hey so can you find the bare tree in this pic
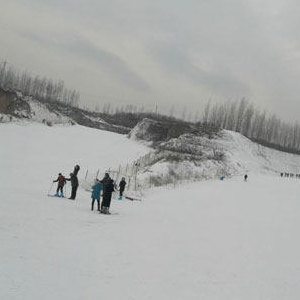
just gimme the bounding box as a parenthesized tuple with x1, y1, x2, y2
(203, 100, 211, 124)
(241, 102, 254, 137)
(235, 98, 248, 132)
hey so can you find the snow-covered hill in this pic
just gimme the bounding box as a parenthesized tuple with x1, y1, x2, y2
(128, 119, 300, 188)
(0, 88, 130, 133)
(1, 123, 300, 299)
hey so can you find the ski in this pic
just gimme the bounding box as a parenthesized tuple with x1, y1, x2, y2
(100, 211, 119, 215)
(125, 196, 142, 201)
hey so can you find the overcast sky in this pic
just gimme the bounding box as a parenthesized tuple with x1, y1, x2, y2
(0, 0, 300, 120)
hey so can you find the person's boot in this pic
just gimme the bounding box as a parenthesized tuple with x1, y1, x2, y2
(55, 192, 59, 197)
(97, 203, 100, 211)
(118, 196, 122, 200)
(60, 193, 64, 197)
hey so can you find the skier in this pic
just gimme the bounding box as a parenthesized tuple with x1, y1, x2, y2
(99, 173, 111, 188)
(66, 173, 79, 200)
(53, 173, 66, 197)
(91, 180, 103, 211)
(98, 173, 111, 197)
(118, 177, 126, 200)
(101, 179, 115, 214)
(73, 165, 80, 176)
(244, 174, 248, 182)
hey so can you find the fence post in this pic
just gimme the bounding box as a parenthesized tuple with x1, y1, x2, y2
(116, 165, 121, 184)
(128, 177, 131, 190)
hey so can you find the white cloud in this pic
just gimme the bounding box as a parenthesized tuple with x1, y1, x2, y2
(0, 0, 300, 120)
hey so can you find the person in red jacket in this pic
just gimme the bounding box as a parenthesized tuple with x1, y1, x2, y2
(53, 173, 66, 197)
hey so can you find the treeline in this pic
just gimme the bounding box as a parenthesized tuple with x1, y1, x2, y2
(203, 98, 300, 153)
(0, 61, 80, 106)
(91, 110, 184, 130)
(93, 99, 300, 154)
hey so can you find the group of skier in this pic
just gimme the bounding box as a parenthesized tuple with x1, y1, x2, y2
(91, 173, 127, 214)
(53, 165, 80, 199)
(280, 172, 300, 178)
(52, 165, 127, 215)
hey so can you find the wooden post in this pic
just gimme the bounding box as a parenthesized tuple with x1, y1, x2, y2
(115, 165, 121, 184)
(128, 177, 131, 190)
(134, 164, 139, 191)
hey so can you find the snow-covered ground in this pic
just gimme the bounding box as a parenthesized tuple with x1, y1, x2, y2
(1, 123, 300, 299)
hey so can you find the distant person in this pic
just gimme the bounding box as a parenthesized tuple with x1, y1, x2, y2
(53, 173, 66, 197)
(118, 177, 127, 200)
(91, 181, 103, 211)
(66, 173, 79, 200)
(101, 179, 115, 214)
(73, 165, 80, 176)
(220, 176, 225, 181)
(244, 174, 248, 182)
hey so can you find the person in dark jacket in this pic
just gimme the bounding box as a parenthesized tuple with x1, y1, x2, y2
(101, 179, 115, 214)
(99, 173, 110, 188)
(66, 173, 79, 200)
(244, 174, 248, 182)
(97, 173, 111, 195)
(73, 165, 80, 176)
(53, 173, 66, 197)
(118, 177, 126, 200)
(91, 181, 103, 211)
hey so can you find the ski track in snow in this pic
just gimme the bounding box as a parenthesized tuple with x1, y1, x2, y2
(0, 123, 300, 299)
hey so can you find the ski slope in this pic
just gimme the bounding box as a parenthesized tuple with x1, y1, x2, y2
(1, 123, 300, 299)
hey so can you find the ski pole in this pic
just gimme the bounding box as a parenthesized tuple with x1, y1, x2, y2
(48, 181, 54, 196)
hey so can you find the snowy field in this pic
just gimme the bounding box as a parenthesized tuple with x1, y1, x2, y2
(1, 123, 300, 299)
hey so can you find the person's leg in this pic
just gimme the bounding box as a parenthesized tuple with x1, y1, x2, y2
(106, 194, 112, 213)
(97, 199, 100, 211)
(73, 186, 78, 199)
(101, 195, 105, 209)
(101, 194, 107, 212)
(70, 187, 75, 199)
(118, 191, 121, 200)
(91, 198, 95, 210)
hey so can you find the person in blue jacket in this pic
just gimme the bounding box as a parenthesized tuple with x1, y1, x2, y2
(91, 181, 103, 211)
